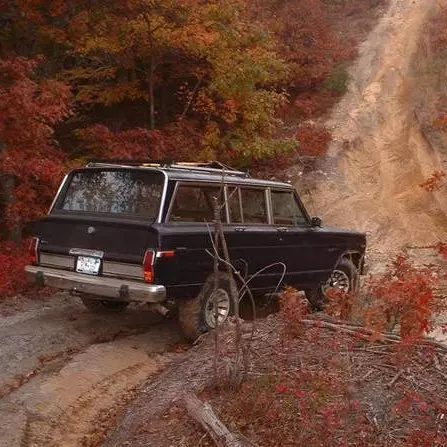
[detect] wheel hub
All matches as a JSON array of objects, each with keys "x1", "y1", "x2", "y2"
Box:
[
  {"x1": 204, "y1": 288, "x2": 231, "y2": 328},
  {"x1": 323, "y1": 269, "x2": 350, "y2": 295}
]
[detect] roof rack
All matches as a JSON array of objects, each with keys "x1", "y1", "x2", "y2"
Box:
[{"x1": 85, "y1": 159, "x2": 249, "y2": 178}]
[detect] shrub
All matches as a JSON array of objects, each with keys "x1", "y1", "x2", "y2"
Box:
[
  {"x1": 0, "y1": 240, "x2": 31, "y2": 298},
  {"x1": 365, "y1": 254, "x2": 443, "y2": 340},
  {"x1": 296, "y1": 123, "x2": 332, "y2": 157},
  {"x1": 323, "y1": 64, "x2": 350, "y2": 94}
]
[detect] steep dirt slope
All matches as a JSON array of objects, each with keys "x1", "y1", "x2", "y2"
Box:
[{"x1": 295, "y1": 0, "x2": 447, "y2": 251}]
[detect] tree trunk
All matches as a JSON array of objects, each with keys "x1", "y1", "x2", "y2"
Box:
[
  {"x1": 147, "y1": 55, "x2": 155, "y2": 130},
  {"x1": 0, "y1": 173, "x2": 19, "y2": 241},
  {"x1": 183, "y1": 393, "x2": 259, "y2": 447}
]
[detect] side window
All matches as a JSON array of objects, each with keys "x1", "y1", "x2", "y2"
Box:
[
  {"x1": 169, "y1": 184, "x2": 223, "y2": 223},
  {"x1": 241, "y1": 188, "x2": 268, "y2": 224},
  {"x1": 271, "y1": 190, "x2": 307, "y2": 226},
  {"x1": 227, "y1": 186, "x2": 243, "y2": 223}
]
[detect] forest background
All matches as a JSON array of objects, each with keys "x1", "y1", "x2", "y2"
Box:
[{"x1": 1, "y1": 0, "x2": 445, "y2": 296}]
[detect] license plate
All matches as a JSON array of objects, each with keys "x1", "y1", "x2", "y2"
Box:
[{"x1": 76, "y1": 256, "x2": 101, "y2": 275}]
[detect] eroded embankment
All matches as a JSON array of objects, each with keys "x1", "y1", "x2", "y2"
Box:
[{"x1": 294, "y1": 0, "x2": 447, "y2": 252}]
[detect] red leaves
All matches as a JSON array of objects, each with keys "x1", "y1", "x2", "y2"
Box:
[
  {"x1": 76, "y1": 122, "x2": 202, "y2": 162},
  {"x1": 419, "y1": 171, "x2": 446, "y2": 192},
  {"x1": 437, "y1": 242, "x2": 447, "y2": 262},
  {"x1": 295, "y1": 123, "x2": 331, "y2": 157},
  {"x1": 0, "y1": 56, "x2": 71, "y2": 230},
  {"x1": 0, "y1": 240, "x2": 30, "y2": 297},
  {"x1": 366, "y1": 254, "x2": 443, "y2": 340},
  {"x1": 279, "y1": 286, "x2": 310, "y2": 338},
  {"x1": 275, "y1": 384, "x2": 288, "y2": 393}
]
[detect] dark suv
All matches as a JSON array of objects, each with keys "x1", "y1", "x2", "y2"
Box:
[{"x1": 25, "y1": 161, "x2": 366, "y2": 339}]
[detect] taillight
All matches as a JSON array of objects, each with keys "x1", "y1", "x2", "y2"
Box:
[
  {"x1": 143, "y1": 250, "x2": 155, "y2": 283},
  {"x1": 156, "y1": 250, "x2": 176, "y2": 259},
  {"x1": 143, "y1": 250, "x2": 176, "y2": 282},
  {"x1": 29, "y1": 237, "x2": 39, "y2": 265}
]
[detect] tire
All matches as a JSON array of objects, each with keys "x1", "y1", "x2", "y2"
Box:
[
  {"x1": 178, "y1": 272, "x2": 237, "y2": 341},
  {"x1": 305, "y1": 258, "x2": 359, "y2": 311},
  {"x1": 80, "y1": 295, "x2": 130, "y2": 313}
]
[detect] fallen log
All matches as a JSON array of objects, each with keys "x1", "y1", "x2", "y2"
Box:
[{"x1": 183, "y1": 393, "x2": 258, "y2": 447}]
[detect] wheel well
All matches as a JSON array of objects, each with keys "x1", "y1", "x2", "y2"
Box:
[{"x1": 340, "y1": 252, "x2": 363, "y2": 270}]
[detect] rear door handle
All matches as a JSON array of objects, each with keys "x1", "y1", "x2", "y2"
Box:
[
  {"x1": 235, "y1": 226, "x2": 246, "y2": 232},
  {"x1": 276, "y1": 227, "x2": 289, "y2": 232}
]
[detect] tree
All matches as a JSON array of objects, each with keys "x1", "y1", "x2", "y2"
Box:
[{"x1": 0, "y1": 57, "x2": 70, "y2": 234}]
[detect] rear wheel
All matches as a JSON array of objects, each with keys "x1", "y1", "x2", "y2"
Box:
[
  {"x1": 305, "y1": 258, "x2": 359, "y2": 311},
  {"x1": 80, "y1": 295, "x2": 130, "y2": 313},
  {"x1": 178, "y1": 273, "x2": 236, "y2": 341}
]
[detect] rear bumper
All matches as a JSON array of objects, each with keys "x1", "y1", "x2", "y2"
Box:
[{"x1": 25, "y1": 265, "x2": 166, "y2": 303}]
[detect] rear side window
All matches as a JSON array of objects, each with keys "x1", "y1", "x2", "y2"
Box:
[
  {"x1": 58, "y1": 170, "x2": 163, "y2": 218},
  {"x1": 271, "y1": 190, "x2": 307, "y2": 226},
  {"x1": 241, "y1": 188, "x2": 268, "y2": 224},
  {"x1": 169, "y1": 184, "x2": 223, "y2": 223}
]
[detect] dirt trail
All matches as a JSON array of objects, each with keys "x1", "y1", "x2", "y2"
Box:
[
  {"x1": 297, "y1": 0, "x2": 447, "y2": 252},
  {"x1": 0, "y1": 295, "x2": 183, "y2": 446}
]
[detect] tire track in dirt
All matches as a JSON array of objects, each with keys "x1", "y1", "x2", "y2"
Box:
[{"x1": 0, "y1": 295, "x2": 184, "y2": 446}]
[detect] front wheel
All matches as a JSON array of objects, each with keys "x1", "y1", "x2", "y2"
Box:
[
  {"x1": 178, "y1": 273, "x2": 237, "y2": 341},
  {"x1": 305, "y1": 258, "x2": 359, "y2": 311},
  {"x1": 80, "y1": 295, "x2": 130, "y2": 313}
]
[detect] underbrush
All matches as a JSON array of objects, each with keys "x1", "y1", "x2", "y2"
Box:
[
  {"x1": 0, "y1": 240, "x2": 33, "y2": 299},
  {"x1": 175, "y1": 250, "x2": 447, "y2": 447}
]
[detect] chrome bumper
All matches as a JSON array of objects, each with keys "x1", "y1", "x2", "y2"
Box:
[{"x1": 25, "y1": 265, "x2": 166, "y2": 303}]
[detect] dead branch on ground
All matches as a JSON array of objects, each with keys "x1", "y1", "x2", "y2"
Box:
[{"x1": 183, "y1": 393, "x2": 259, "y2": 447}]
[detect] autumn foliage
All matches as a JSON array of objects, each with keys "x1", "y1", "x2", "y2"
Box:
[
  {"x1": 0, "y1": 57, "x2": 70, "y2": 230},
  {"x1": 296, "y1": 123, "x2": 332, "y2": 157},
  {"x1": 365, "y1": 254, "x2": 443, "y2": 340},
  {"x1": 0, "y1": 0, "x2": 383, "y2": 298},
  {"x1": 0, "y1": 240, "x2": 30, "y2": 297}
]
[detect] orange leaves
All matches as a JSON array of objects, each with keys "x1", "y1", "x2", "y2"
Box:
[
  {"x1": 419, "y1": 171, "x2": 446, "y2": 192},
  {"x1": 76, "y1": 122, "x2": 201, "y2": 162}
]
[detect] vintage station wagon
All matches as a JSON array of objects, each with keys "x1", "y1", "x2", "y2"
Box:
[{"x1": 25, "y1": 161, "x2": 366, "y2": 339}]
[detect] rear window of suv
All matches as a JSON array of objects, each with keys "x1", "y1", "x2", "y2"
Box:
[{"x1": 57, "y1": 169, "x2": 164, "y2": 218}]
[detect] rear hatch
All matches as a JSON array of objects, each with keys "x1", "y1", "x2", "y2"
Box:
[{"x1": 28, "y1": 167, "x2": 165, "y2": 281}]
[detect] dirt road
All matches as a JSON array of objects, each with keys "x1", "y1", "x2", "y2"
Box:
[
  {"x1": 0, "y1": 294, "x2": 184, "y2": 446},
  {"x1": 295, "y1": 0, "x2": 447, "y2": 252}
]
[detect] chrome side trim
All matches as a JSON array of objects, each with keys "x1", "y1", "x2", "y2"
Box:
[
  {"x1": 40, "y1": 253, "x2": 74, "y2": 270},
  {"x1": 69, "y1": 248, "x2": 104, "y2": 258},
  {"x1": 223, "y1": 185, "x2": 230, "y2": 224},
  {"x1": 166, "y1": 180, "x2": 179, "y2": 222},
  {"x1": 157, "y1": 170, "x2": 169, "y2": 223},
  {"x1": 266, "y1": 187, "x2": 273, "y2": 225},
  {"x1": 48, "y1": 174, "x2": 68, "y2": 214},
  {"x1": 102, "y1": 261, "x2": 143, "y2": 279}
]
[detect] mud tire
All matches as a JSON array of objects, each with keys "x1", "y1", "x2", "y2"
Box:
[
  {"x1": 305, "y1": 258, "x2": 359, "y2": 311},
  {"x1": 178, "y1": 272, "x2": 237, "y2": 341},
  {"x1": 81, "y1": 296, "x2": 130, "y2": 313}
]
